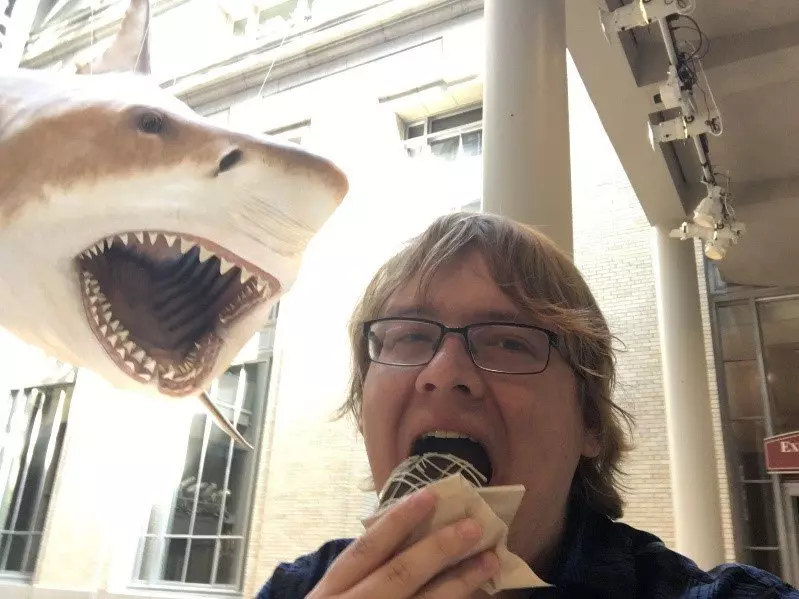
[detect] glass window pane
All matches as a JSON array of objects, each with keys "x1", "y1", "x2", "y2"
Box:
[
  {"x1": 162, "y1": 538, "x2": 187, "y2": 582},
  {"x1": 743, "y1": 483, "x2": 780, "y2": 547},
  {"x1": 718, "y1": 303, "x2": 756, "y2": 361},
  {"x1": 224, "y1": 448, "x2": 256, "y2": 537},
  {"x1": 257, "y1": 326, "x2": 277, "y2": 355},
  {"x1": 4, "y1": 534, "x2": 26, "y2": 572},
  {"x1": 17, "y1": 388, "x2": 64, "y2": 531},
  {"x1": 730, "y1": 420, "x2": 768, "y2": 480},
  {"x1": 429, "y1": 108, "x2": 482, "y2": 133},
  {"x1": 216, "y1": 367, "x2": 242, "y2": 408},
  {"x1": 0, "y1": 384, "x2": 71, "y2": 576},
  {"x1": 759, "y1": 299, "x2": 799, "y2": 435},
  {"x1": 23, "y1": 534, "x2": 40, "y2": 574},
  {"x1": 193, "y1": 424, "x2": 231, "y2": 536},
  {"x1": 170, "y1": 417, "x2": 208, "y2": 535},
  {"x1": 215, "y1": 539, "x2": 242, "y2": 585},
  {"x1": 748, "y1": 548, "x2": 782, "y2": 579},
  {"x1": 185, "y1": 539, "x2": 215, "y2": 584},
  {"x1": 429, "y1": 137, "x2": 459, "y2": 161},
  {"x1": 461, "y1": 130, "x2": 482, "y2": 157},
  {"x1": 406, "y1": 123, "x2": 424, "y2": 139},
  {"x1": 30, "y1": 392, "x2": 69, "y2": 533},
  {"x1": 243, "y1": 361, "x2": 270, "y2": 414},
  {"x1": 724, "y1": 360, "x2": 762, "y2": 419}
]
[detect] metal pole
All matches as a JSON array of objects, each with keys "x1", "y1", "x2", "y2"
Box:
[
  {"x1": 482, "y1": 0, "x2": 573, "y2": 255},
  {"x1": 652, "y1": 226, "x2": 725, "y2": 568}
]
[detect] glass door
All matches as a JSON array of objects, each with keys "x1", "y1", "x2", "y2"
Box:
[{"x1": 782, "y1": 483, "x2": 799, "y2": 587}]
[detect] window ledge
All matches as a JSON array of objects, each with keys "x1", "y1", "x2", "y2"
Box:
[
  {"x1": 0, "y1": 581, "x2": 242, "y2": 599},
  {"x1": 112, "y1": 586, "x2": 242, "y2": 599}
]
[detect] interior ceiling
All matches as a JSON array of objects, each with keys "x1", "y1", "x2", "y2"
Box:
[{"x1": 566, "y1": 0, "x2": 799, "y2": 288}]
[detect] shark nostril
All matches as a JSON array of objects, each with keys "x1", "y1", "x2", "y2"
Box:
[{"x1": 217, "y1": 148, "x2": 243, "y2": 174}]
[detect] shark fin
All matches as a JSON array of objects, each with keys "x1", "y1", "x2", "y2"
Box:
[{"x1": 75, "y1": 0, "x2": 151, "y2": 75}]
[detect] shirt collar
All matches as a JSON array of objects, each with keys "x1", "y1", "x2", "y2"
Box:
[{"x1": 541, "y1": 497, "x2": 638, "y2": 599}]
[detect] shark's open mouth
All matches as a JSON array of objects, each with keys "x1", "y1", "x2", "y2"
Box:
[{"x1": 75, "y1": 231, "x2": 277, "y2": 395}]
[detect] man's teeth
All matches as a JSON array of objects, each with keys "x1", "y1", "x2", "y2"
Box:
[
  {"x1": 79, "y1": 232, "x2": 268, "y2": 289},
  {"x1": 420, "y1": 431, "x2": 480, "y2": 443}
]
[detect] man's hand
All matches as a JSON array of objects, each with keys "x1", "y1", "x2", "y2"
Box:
[{"x1": 307, "y1": 488, "x2": 499, "y2": 599}]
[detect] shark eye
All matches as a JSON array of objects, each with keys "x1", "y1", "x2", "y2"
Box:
[{"x1": 138, "y1": 112, "x2": 166, "y2": 135}]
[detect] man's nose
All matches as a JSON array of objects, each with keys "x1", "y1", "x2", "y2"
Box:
[{"x1": 415, "y1": 333, "x2": 485, "y2": 396}]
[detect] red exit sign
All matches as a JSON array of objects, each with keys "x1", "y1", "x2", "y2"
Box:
[{"x1": 764, "y1": 431, "x2": 799, "y2": 474}]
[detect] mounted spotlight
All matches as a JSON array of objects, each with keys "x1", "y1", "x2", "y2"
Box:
[
  {"x1": 693, "y1": 184, "x2": 725, "y2": 229},
  {"x1": 599, "y1": 0, "x2": 695, "y2": 41},
  {"x1": 703, "y1": 223, "x2": 746, "y2": 260},
  {"x1": 669, "y1": 221, "x2": 745, "y2": 261}
]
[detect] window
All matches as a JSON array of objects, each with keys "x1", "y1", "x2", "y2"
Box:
[
  {"x1": 267, "y1": 120, "x2": 310, "y2": 145},
  {"x1": 402, "y1": 106, "x2": 483, "y2": 213},
  {"x1": 32, "y1": 0, "x2": 114, "y2": 32},
  {"x1": 132, "y1": 305, "x2": 279, "y2": 590},
  {"x1": 0, "y1": 379, "x2": 74, "y2": 577},
  {"x1": 224, "y1": 0, "x2": 311, "y2": 39}
]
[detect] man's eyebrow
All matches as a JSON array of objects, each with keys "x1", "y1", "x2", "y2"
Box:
[
  {"x1": 385, "y1": 305, "x2": 427, "y2": 318},
  {"x1": 475, "y1": 310, "x2": 523, "y2": 323},
  {"x1": 383, "y1": 306, "x2": 526, "y2": 323}
]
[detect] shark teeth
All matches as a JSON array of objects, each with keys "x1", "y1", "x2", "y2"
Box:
[
  {"x1": 81, "y1": 271, "x2": 156, "y2": 382},
  {"x1": 79, "y1": 268, "x2": 215, "y2": 387},
  {"x1": 78, "y1": 231, "x2": 270, "y2": 296},
  {"x1": 78, "y1": 231, "x2": 271, "y2": 387}
]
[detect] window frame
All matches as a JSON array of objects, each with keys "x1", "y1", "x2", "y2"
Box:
[
  {"x1": 401, "y1": 104, "x2": 484, "y2": 214},
  {"x1": 0, "y1": 378, "x2": 75, "y2": 580},
  {"x1": 130, "y1": 305, "x2": 281, "y2": 592}
]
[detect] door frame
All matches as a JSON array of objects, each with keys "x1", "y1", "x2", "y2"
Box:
[{"x1": 783, "y1": 482, "x2": 799, "y2": 587}]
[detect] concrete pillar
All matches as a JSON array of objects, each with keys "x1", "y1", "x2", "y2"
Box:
[
  {"x1": 482, "y1": 0, "x2": 573, "y2": 255},
  {"x1": 652, "y1": 225, "x2": 724, "y2": 569},
  {"x1": 0, "y1": 0, "x2": 42, "y2": 69}
]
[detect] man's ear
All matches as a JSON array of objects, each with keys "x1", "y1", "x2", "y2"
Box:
[
  {"x1": 582, "y1": 428, "x2": 601, "y2": 459},
  {"x1": 75, "y1": 0, "x2": 151, "y2": 75},
  {"x1": 356, "y1": 413, "x2": 364, "y2": 436}
]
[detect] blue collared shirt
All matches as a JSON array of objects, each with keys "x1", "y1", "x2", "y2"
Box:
[{"x1": 256, "y1": 498, "x2": 799, "y2": 598}]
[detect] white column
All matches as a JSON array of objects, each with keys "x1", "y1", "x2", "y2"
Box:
[
  {"x1": 652, "y1": 225, "x2": 724, "y2": 569},
  {"x1": 482, "y1": 0, "x2": 573, "y2": 256},
  {"x1": 0, "y1": 0, "x2": 42, "y2": 69}
]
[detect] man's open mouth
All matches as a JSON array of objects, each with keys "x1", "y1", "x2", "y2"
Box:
[
  {"x1": 76, "y1": 231, "x2": 278, "y2": 395},
  {"x1": 411, "y1": 432, "x2": 493, "y2": 484}
]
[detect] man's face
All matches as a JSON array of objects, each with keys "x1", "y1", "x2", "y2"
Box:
[{"x1": 359, "y1": 250, "x2": 600, "y2": 568}]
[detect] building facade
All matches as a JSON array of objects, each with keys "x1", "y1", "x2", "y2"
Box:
[{"x1": 1, "y1": 0, "x2": 797, "y2": 598}]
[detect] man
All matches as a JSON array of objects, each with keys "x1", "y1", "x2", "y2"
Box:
[{"x1": 258, "y1": 212, "x2": 799, "y2": 598}]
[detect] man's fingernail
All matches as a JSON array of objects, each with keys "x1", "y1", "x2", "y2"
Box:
[
  {"x1": 406, "y1": 489, "x2": 435, "y2": 510},
  {"x1": 482, "y1": 552, "x2": 499, "y2": 573},
  {"x1": 456, "y1": 519, "x2": 481, "y2": 540}
]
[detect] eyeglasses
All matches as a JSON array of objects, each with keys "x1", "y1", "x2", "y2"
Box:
[{"x1": 363, "y1": 317, "x2": 560, "y2": 375}]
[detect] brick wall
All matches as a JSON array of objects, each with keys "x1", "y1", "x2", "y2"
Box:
[
  {"x1": 572, "y1": 177, "x2": 676, "y2": 545},
  {"x1": 568, "y1": 56, "x2": 674, "y2": 544}
]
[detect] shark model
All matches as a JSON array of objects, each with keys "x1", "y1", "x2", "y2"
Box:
[{"x1": 0, "y1": 0, "x2": 349, "y2": 448}]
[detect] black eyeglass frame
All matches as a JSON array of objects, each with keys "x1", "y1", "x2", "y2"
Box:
[{"x1": 362, "y1": 316, "x2": 561, "y2": 375}]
